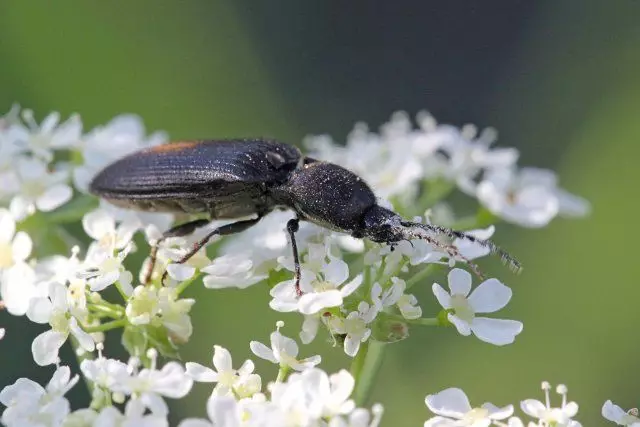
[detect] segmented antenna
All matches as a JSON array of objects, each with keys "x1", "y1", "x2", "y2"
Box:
[{"x1": 401, "y1": 221, "x2": 522, "y2": 274}]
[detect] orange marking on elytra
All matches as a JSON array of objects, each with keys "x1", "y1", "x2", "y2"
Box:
[{"x1": 149, "y1": 141, "x2": 199, "y2": 153}]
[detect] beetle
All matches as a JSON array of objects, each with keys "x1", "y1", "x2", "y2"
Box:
[{"x1": 89, "y1": 138, "x2": 520, "y2": 288}]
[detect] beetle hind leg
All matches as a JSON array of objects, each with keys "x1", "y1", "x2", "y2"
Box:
[
  {"x1": 144, "y1": 218, "x2": 211, "y2": 284},
  {"x1": 160, "y1": 216, "x2": 262, "y2": 285}
]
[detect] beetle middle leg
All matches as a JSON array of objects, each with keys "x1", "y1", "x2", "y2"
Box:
[
  {"x1": 286, "y1": 218, "x2": 303, "y2": 296},
  {"x1": 160, "y1": 216, "x2": 262, "y2": 285},
  {"x1": 144, "y1": 218, "x2": 211, "y2": 284}
]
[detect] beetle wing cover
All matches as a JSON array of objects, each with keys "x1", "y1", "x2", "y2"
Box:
[{"x1": 89, "y1": 139, "x2": 301, "y2": 199}]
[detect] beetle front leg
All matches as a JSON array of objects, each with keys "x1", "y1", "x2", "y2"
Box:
[
  {"x1": 144, "y1": 218, "x2": 211, "y2": 284},
  {"x1": 160, "y1": 216, "x2": 262, "y2": 285},
  {"x1": 286, "y1": 218, "x2": 303, "y2": 296}
]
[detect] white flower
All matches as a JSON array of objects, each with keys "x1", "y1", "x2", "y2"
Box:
[
  {"x1": 82, "y1": 209, "x2": 139, "y2": 251},
  {"x1": 327, "y1": 302, "x2": 378, "y2": 357},
  {"x1": 476, "y1": 167, "x2": 590, "y2": 228},
  {"x1": 27, "y1": 282, "x2": 95, "y2": 366},
  {"x1": 424, "y1": 387, "x2": 513, "y2": 427},
  {"x1": 177, "y1": 395, "x2": 243, "y2": 427},
  {"x1": 521, "y1": 382, "x2": 581, "y2": 427},
  {"x1": 124, "y1": 286, "x2": 194, "y2": 342},
  {"x1": 269, "y1": 241, "x2": 362, "y2": 315},
  {"x1": 202, "y1": 253, "x2": 267, "y2": 289},
  {"x1": 435, "y1": 122, "x2": 518, "y2": 194},
  {"x1": 79, "y1": 242, "x2": 132, "y2": 292},
  {"x1": 0, "y1": 328, "x2": 4, "y2": 340},
  {"x1": 0, "y1": 209, "x2": 32, "y2": 270},
  {"x1": 602, "y1": 400, "x2": 640, "y2": 426},
  {"x1": 80, "y1": 356, "x2": 130, "y2": 392},
  {"x1": 9, "y1": 157, "x2": 73, "y2": 220},
  {"x1": 250, "y1": 321, "x2": 321, "y2": 371},
  {"x1": 0, "y1": 260, "x2": 42, "y2": 316},
  {"x1": 94, "y1": 400, "x2": 168, "y2": 427},
  {"x1": 62, "y1": 408, "x2": 98, "y2": 427},
  {"x1": 186, "y1": 345, "x2": 261, "y2": 398},
  {"x1": 371, "y1": 277, "x2": 422, "y2": 320},
  {"x1": 432, "y1": 268, "x2": 523, "y2": 346},
  {"x1": 73, "y1": 114, "x2": 167, "y2": 192},
  {"x1": 12, "y1": 109, "x2": 82, "y2": 162},
  {"x1": 329, "y1": 405, "x2": 384, "y2": 427},
  {"x1": 0, "y1": 365, "x2": 78, "y2": 427},
  {"x1": 111, "y1": 353, "x2": 193, "y2": 417}
]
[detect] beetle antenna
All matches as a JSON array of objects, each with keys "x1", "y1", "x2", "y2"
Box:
[{"x1": 400, "y1": 221, "x2": 522, "y2": 274}]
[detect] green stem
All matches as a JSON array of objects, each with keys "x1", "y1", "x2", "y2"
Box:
[
  {"x1": 405, "y1": 317, "x2": 439, "y2": 326},
  {"x1": 351, "y1": 340, "x2": 386, "y2": 406},
  {"x1": 276, "y1": 365, "x2": 291, "y2": 383},
  {"x1": 406, "y1": 264, "x2": 440, "y2": 290},
  {"x1": 83, "y1": 319, "x2": 127, "y2": 333},
  {"x1": 175, "y1": 272, "x2": 201, "y2": 296},
  {"x1": 88, "y1": 304, "x2": 123, "y2": 319}
]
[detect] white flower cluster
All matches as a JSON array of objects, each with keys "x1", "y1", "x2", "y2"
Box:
[
  {"x1": 305, "y1": 112, "x2": 590, "y2": 227},
  {"x1": 424, "y1": 382, "x2": 583, "y2": 426},
  {"x1": 0, "y1": 107, "x2": 599, "y2": 426}
]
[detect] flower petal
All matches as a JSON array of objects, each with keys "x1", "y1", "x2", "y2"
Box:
[
  {"x1": 431, "y1": 283, "x2": 452, "y2": 309},
  {"x1": 32, "y1": 330, "x2": 67, "y2": 366},
  {"x1": 471, "y1": 317, "x2": 523, "y2": 346},
  {"x1": 467, "y1": 278, "x2": 512, "y2": 313},
  {"x1": 0, "y1": 210, "x2": 16, "y2": 242},
  {"x1": 11, "y1": 231, "x2": 32, "y2": 262},
  {"x1": 482, "y1": 403, "x2": 514, "y2": 420},
  {"x1": 299, "y1": 290, "x2": 343, "y2": 315},
  {"x1": 186, "y1": 362, "x2": 218, "y2": 383},
  {"x1": 212, "y1": 345, "x2": 233, "y2": 373},
  {"x1": 249, "y1": 341, "x2": 277, "y2": 364},
  {"x1": 36, "y1": 184, "x2": 72, "y2": 212},
  {"x1": 425, "y1": 387, "x2": 472, "y2": 418},
  {"x1": 447, "y1": 314, "x2": 472, "y2": 336},
  {"x1": 447, "y1": 268, "x2": 472, "y2": 296}
]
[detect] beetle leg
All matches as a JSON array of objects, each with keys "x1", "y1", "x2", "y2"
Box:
[
  {"x1": 286, "y1": 218, "x2": 302, "y2": 296},
  {"x1": 144, "y1": 218, "x2": 211, "y2": 284},
  {"x1": 160, "y1": 217, "x2": 262, "y2": 286}
]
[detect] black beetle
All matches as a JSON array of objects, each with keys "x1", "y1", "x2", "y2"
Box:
[{"x1": 89, "y1": 139, "x2": 520, "y2": 287}]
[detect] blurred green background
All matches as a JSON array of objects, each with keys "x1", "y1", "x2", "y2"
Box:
[{"x1": 1, "y1": 1, "x2": 639, "y2": 425}]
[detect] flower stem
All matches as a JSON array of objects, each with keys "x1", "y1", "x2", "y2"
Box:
[
  {"x1": 406, "y1": 264, "x2": 440, "y2": 290},
  {"x1": 351, "y1": 340, "x2": 386, "y2": 406},
  {"x1": 83, "y1": 319, "x2": 127, "y2": 333},
  {"x1": 276, "y1": 365, "x2": 291, "y2": 383},
  {"x1": 175, "y1": 273, "x2": 201, "y2": 296}
]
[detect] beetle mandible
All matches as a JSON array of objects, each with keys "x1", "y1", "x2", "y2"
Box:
[{"x1": 89, "y1": 139, "x2": 520, "y2": 289}]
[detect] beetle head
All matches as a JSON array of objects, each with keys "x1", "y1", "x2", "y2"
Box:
[{"x1": 360, "y1": 205, "x2": 407, "y2": 243}]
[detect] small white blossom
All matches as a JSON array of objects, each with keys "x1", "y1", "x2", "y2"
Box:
[
  {"x1": 125, "y1": 286, "x2": 194, "y2": 342},
  {"x1": 0, "y1": 209, "x2": 32, "y2": 270},
  {"x1": 186, "y1": 345, "x2": 261, "y2": 398},
  {"x1": 27, "y1": 282, "x2": 95, "y2": 366},
  {"x1": 520, "y1": 382, "x2": 582, "y2": 427},
  {"x1": 79, "y1": 242, "x2": 132, "y2": 292},
  {"x1": 94, "y1": 399, "x2": 168, "y2": 427},
  {"x1": 371, "y1": 277, "x2": 422, "y2": 320},
  {"x1": 477, "y1": 167, "x2": 590, "y2": 228},
  {"x1": 80, "y1": 356, "x2": 130, "y2": 392},
  {"x1": 0, "y1": 365, "x2": 78, "y2": 427},
  {"x1": 250, "y1": 321, "x2": 321, "y2": 371},
  {"x1": 12, "y1": 109, "x2": 82, "y2": 162},
  {"x1": 432, "y1": 268, "x2": 523, "y2": 346},
  {"x1": 0, "y1": 260, "x2": 42, "y2": 316},
  {"x1": 9, "y1": 157, "x2": 73, "y2": 220},
  {"x1": 327, "y1": 302, "x2": 378, "y2": 357},
  {"x1": 82, "y1": 209, "x2": 139, "y2": 251},
  {"x1": 424, "y1": 387, "x2": 513, "y2": 427},
  {"x1": 110, "y1": 352, "x2": 193, "y2": 417},
  {"x1": 270, "y1": 241, "x2": 362, "y2": 315},
  {"x1": 602, "y1": 400, "x2": 640, "y2": 426}
]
